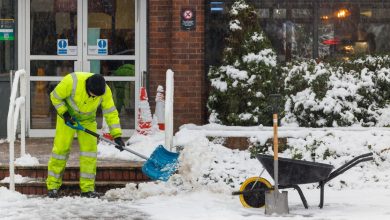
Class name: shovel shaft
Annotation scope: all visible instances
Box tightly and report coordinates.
[84,128,150,160]
[273,113,279,191]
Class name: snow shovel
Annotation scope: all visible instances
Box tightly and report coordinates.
[265,94,289,215]
[64,119,179,181]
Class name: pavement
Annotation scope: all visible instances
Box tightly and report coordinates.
[0,137,138,166]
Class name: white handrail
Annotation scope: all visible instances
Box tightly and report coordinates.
[165,69,174,151]
[7,69,27,191]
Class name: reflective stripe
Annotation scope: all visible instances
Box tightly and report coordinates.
[48,170,61,179]
[80,151,97,158]
[52,90,62,100]
[102,106,116,114]
[51,152,68,160]
[67,97,80,112]
[54,102,65,110]
[67,73,81,112]
[109,124,121,129]
[80,172,95,179]
[70,73,77,98]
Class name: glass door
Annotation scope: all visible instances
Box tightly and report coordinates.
[27,0,82,137]
[82,0,137,135]
[26,0,146,137]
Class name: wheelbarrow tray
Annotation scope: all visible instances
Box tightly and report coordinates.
[257,154,334,185]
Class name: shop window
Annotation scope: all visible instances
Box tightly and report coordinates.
[30,0,78,55]
[318,2,390,60]
[206,0,390,66]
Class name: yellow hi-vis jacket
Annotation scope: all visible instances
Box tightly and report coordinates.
[50,72,122,138]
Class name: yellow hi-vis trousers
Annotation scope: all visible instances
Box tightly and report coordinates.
[46,116,98,192]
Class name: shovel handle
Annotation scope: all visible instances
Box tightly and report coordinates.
[84,128,149,160]
[273,113,279,191]
[273,113,278,160]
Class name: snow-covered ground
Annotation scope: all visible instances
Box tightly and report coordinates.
[1,125,390,219]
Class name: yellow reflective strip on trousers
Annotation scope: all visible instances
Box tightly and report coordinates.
[80,151,97,158]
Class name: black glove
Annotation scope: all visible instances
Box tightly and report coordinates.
[114,137,125,151]
[63,111,76,126]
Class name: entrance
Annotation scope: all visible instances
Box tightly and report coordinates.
[21,0,146,137]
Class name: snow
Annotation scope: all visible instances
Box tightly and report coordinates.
[242,49,277,67]
[1,125,390,219]
[14,154,39,166]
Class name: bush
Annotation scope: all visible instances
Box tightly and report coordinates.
[207,0,284,126]
[283,55,390,127]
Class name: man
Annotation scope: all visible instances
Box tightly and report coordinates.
[46,72,125,198]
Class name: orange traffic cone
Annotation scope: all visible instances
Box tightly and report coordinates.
[155,85,165,130]
[137,87,153,135]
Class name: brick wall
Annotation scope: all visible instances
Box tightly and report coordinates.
[149,0,206,130]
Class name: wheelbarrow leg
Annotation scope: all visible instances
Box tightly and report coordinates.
[280,185,309,209]
[292,185,309,209]
[319,181,325,208]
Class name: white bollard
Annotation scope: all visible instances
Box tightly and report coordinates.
[165,70,174,151]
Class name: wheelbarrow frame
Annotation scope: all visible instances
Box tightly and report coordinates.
[233,152,373,209]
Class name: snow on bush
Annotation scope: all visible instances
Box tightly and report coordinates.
[283,55,390,127]
[207,0,283,126]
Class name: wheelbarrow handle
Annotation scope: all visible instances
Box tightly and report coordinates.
[328,152,373,178]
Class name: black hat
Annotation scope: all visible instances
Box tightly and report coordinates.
[86,74,106,96]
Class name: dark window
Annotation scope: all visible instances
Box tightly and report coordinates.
[205,0,390,66]
[0,0,17,76]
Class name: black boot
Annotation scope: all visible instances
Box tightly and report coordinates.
[48,189,59,198]
[80,191,101,198]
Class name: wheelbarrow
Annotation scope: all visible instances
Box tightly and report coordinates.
[232,152,373,209]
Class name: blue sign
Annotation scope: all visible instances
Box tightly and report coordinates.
[210,2,224,13]
[97,39,108,55]
[57,39,68,55]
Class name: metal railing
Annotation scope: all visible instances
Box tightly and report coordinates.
[7,69,27,191]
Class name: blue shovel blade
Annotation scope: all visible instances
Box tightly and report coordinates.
[142,145,179,181]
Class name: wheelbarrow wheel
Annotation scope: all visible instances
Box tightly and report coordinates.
[239,177,272,208]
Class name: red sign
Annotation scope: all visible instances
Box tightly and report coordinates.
[181,8,196,31]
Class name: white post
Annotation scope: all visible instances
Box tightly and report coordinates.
[165,69,174,151]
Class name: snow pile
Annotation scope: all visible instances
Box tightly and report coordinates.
[0,174,35,184]
[104,126,390,201]
[14,154,40,166]
[104,131,263,200]
[0,186,26,201]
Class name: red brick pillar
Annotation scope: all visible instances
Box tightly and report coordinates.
[149,0,206,130]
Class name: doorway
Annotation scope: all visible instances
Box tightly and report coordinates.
[22,0,146,137]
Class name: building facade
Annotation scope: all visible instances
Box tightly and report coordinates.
[1,0,390,138]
